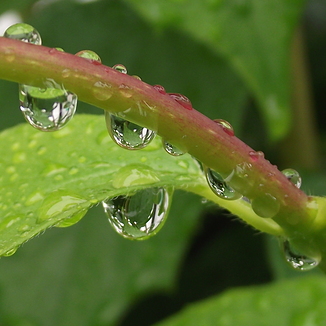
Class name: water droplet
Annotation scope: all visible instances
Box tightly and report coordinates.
[19,84,77,131]
[76,50,101,63]
[93,81,113,101]
[4,48,15,62]
[248,150,264,161]
[119,83,133,98]
[163,140,185,156]
[4,23,41,45]
[105,112,155,150]
[282,168,302,188]
[2,246,19,257]
[112,164,160,189]
[25,192,44,206]
[55,208,88,228]
[102,187,173,240]
[214,119,234,136]
[153,85,166,94]
[69,167,79,175]
[112,64,127,74]
[205,167,242,200]
[282,239,320,271]
[168,93,193,110]
[251,192,280,218]
[132,75,141,80]
[62,69,71,78]
[37,191,88,224]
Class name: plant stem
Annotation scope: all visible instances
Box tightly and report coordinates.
[0,38,320,247]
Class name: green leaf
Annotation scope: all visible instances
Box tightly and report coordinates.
[154,275,326,326]
[123,0,306,140]
[0,114,206,256]
[0,191,204,326]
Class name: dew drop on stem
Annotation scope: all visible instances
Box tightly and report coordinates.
[19,84,78,131]
[102,187,173,240]
[112,64,128,74]
[163,140,185,156]
[153,85,166,94]
[205,167,242,200]
[168,93,193,110]
[282,239,320,271]
[105,112,155,150]
[76,50,102,63]
[213,119,234,136]
[4,23,78,131]
[282,168,302,188]
[4,23,41,44]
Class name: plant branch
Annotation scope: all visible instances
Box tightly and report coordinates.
[0,37,323,258]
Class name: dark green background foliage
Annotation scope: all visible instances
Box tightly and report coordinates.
[1,0,326,325]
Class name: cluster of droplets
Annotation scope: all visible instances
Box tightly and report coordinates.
[4,23,78,131]
[2,24,317,265]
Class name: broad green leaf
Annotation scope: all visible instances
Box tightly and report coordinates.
[0,114,207,256]
[155,275,326,326]
[0,192,204,326]
[123,0,306,140]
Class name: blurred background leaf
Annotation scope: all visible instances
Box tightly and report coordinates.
[0,0,325,325]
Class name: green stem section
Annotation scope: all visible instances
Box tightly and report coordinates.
[0,37,324,264]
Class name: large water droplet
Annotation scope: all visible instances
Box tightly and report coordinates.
[76,50,101,63]
[213,119,234,136]
[163,140,185,156]
[282,239,320,271]
[168,93,193,110]
[205,167,242,200]
[282,168,302,188]
[19,84,77,131]
[102,187,173,240]
[4,23,41,45]
[105,112,155,150]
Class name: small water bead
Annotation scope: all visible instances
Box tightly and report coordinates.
[213,119,234,136]
[105,112,155,150]
[19,85,77,131]
[76,50,101,63]
[93,81,113,101]
[153,85,166,94]
[4,23,41,45]
[132,75,142,80]
[102,187,173,240]
[163,140,185,156]
[248,150,264,161]
[119,84,133,98]
[205,167,242,200]
[168,93,193,110]
[282,239,320,271]
[282,168,302,189]
[112,64,127,74]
